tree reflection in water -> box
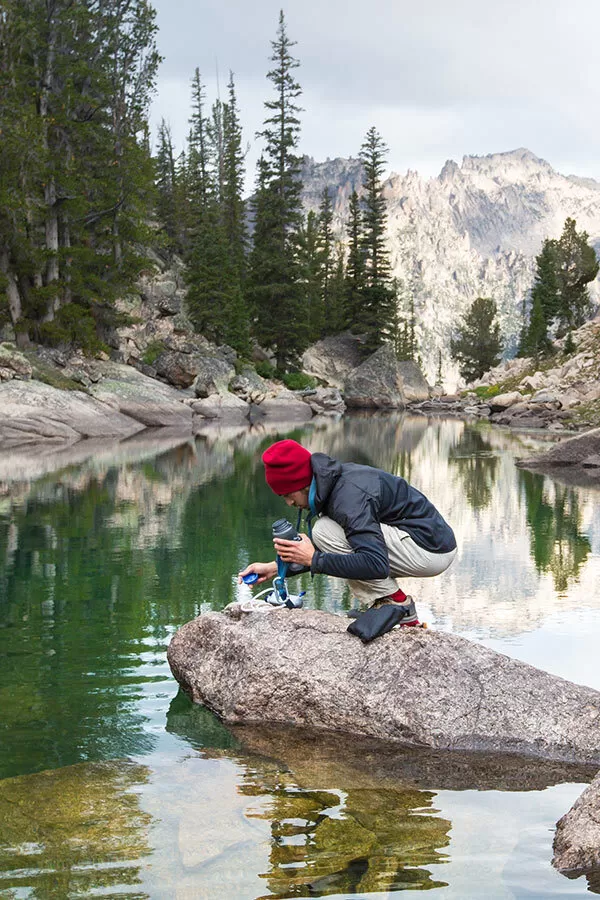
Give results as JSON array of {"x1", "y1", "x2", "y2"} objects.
[
  {"x1": 519, "y1": 469, "x2": 591, "y2": 593},
  {"x1": 448, "y1": 428, "x2": 499, "y2": 512}
]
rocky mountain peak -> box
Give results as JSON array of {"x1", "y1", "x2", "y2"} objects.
[{"x1": 301, "y1": 149, "x2": 600, "y2": 387}]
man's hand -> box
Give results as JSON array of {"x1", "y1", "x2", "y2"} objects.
[
  {"x1": 273, "y1": 533, "x2": 315, "y2": 568},
  {"x1": 238, "y1": 561, "x2": 278, "y2": 585}
]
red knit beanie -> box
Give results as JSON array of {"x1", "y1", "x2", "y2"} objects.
[{"x1": 262, "y1": 439, "x2": 312, "y2": 495}]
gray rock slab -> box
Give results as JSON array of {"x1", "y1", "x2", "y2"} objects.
[
  {"x1": 167, "y1": 608, "x2": 600, "y2": 764},
  {"x1": 553, "y1": 770, "x2": 600, "y2": 874},
  {"x1": 517, "y1": 427, "x2": 600, "y2": 470},
  {"x1": 0, "y1": 380, "x2": 143, "y2": 448},
  {"x1": 488, "y1": 391, "x2": 523, "y2": 411},
  {"x1": 191, "y1": 392, "x2": 249, "y2": 427},
  {"x1": 88, "y1": 363, "x2": 192, "y2": 429},
  {"x1": 256, "y1": 390, "x2": 314, "y2": 422},
  {"x1": 192, "y1": 357, "x2": 235, "y2": 398}
]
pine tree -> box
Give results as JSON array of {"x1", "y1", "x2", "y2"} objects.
[
  {"x1": 521, "y1": 293, "x2": 553, "y2": 358},
  {"x1": 155, "y1": 120, "x2": 180, "y2": 253},
  {"x1": 318, "y1": 187, "x2": 334, "y2": 330},
  {"x1": 532, "y1": 239, "x2": 560, "y2": 324},
  {"x1": 248, "y1": 11, "x2": 306, "y2": 368},
  {"x1": 184, "y1": 69, "x2": 248, "y2": 350},
  {"x1": 0, "y1": 0, "x2": 160, "y2": 349},
  {"x1": 297, "y1": 210, "x2": 323, "y2": 342},
  {"x1": 451, "y1": 297, "x2": 503, "y2": 383},
  {"x1": 344, "y1": 189, "x2": 365, "y2": 330},
  {"x1": 327, "y1": 243, "x2": 347, "y2": 335},
  {"x1": 222, "y1": 73, "x2": 247, "y2": 282},
  {"x1": 555, "y1": 217, "x2": 599, "y2": 335},
  {"x1": 357, "y1": 127, "x2": 396, "y2": 352}
]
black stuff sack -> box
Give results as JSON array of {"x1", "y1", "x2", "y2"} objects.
[{"x1": 347, "y1": 605, "x2": 408, "y2": 644}]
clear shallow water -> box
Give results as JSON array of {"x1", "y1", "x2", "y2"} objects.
[{"x1": 0, "y1": 414, "x2": 599, "y2": 898}]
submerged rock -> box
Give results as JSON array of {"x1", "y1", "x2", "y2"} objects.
[
  {"x1": 553, "y1": 770, "x2": 600, "y2": 876},
  {"x1": 167, "y1": 608, "x2": 600, "y2": 765},
  {"x1": 517, "y1": 427, "x2": 600, "y2": 471}
]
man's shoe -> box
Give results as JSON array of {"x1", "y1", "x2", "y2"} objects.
[{"x1": 372, "y1": 594, "x2": 420, "y2": 626}]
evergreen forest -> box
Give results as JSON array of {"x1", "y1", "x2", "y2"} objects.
[
  {"x1": 1, "y1": 3, "x2": 599, "y2": 378},
  {"x1": 1, "y1": 5, "x2": 407, "y2": 371}
]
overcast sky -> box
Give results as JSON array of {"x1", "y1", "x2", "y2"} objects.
[{"x1": 150, "y1": 0, "x2": 600, "y2": 187}]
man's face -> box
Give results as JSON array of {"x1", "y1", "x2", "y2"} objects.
[{"x1": 282, "y1": 488, "x2": 309, "y2": 509}]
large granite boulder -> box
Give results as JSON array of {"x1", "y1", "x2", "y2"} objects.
[
  {"x1": 302, "y1": 332, "x2": 366, "y2": 388},
  {"x1": 153, "y1": 350, "x2": 206, "y2": 388},
  {"x1": 344, "y1": 344, "x2": 406, "y2": 408},
  {"x1": 397, "y1": 360, "x2": 430, "y2": 402},
  {"x1": 229, "y1": 366, "x2": 269, "y2": 404},
  {"x1": 301, "y1": 386, "x2": 346, "y2": 416},
  {"x1": 0, "y1": 380, "x2": 144, "y2": 447},
  {"x1": 167, "y1": 608, "x2": 600, "y2": 764},
  {"x1": 553, "y1": 770, "x2": 600, "y2": 875}
]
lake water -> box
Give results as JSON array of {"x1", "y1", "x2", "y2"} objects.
[{"x1": 1, "y1": 413, "x2": 599, "y2": 899}]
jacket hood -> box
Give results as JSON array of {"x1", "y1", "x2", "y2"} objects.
[{"x1": 310, "y1": 453, "x2": 342, "y2": 513}]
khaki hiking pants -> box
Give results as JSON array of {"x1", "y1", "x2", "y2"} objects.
[{"x1": 311, "y1": 515, "x2": 457, "y2": 604}]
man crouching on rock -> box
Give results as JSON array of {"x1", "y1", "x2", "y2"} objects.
[{"x1": 238, "y1": 439, "x2": 457, "y2": 626}]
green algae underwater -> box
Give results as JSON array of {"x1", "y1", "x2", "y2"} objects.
[{"x1": 1, "y1": 414, "x2": 600, "y2": 898}]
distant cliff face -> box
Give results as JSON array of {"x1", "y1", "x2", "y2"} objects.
[{"x1": 301, "y1": 149, "x2": 600, "y2": 386}]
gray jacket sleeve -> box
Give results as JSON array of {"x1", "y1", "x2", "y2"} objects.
[{"x1": 310, "y1": 489, "x2": 391, "y2": 581}]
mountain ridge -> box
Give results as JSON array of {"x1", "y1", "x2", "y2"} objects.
[{"x1": 300, "y1": 148, "x2": 600, "y2": 385}]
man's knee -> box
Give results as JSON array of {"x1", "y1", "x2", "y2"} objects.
[{"x1": 311, "y1": 517, "x2": 349, "y2": 554}]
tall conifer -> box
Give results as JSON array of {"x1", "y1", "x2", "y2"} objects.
[
  {"x1": 358, "y1": 126, "x2": 395, "y2": 352},
  {"x1": 248, "y1": 10, "x2": 306, "y2": 367},
  {"x1": 344, "y1": 189, "x2": 365, "y2": 330}
]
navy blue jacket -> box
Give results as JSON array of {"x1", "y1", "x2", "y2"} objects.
[{"x1": 309, "y1": 453, "x2": 456, "y2": 581}]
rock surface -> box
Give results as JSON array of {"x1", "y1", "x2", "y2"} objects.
[
  {"x1": 0, "y1": 380, "x2": 145, "y2": 447},
  {"x1": 167, "y1": 608, "x2": 600, "y2": 764},
  {"x1": 0, "y1": 343, "x2": 32, "y2": 381},
  {"x1": 301, "y1": 386, "x2": 346, "y2": 416},
  {"x1": 517, "y1": 427, "x2": 600, "y2": 471},
  {"x1": 302, "y1": 332, "x2": 366, "y2": 388},
  {"x1": 344, "y1": 344, "x2": 406, "y2": 408},
  {"x1": 397, "y1": 360, "x2": 431, "y2": 402},
  {"x1": 553, "y1": 770, "x2": 600, "y2": 874},
  {"x1": 254, "y1": 389, "x2": 314, "y2": 422},
  {"x1": 190, "y1": 391, "x2": 250, "y2": 426},
  {"x1": 88, "y1": 362, "x2": 192, "y2": 428},
  {"x1": 192, "y1": 357, "x2": 236, "y2": 398}
]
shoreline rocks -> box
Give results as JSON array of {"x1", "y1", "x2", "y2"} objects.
[
  {"x1": 553, "y1": 771, "x2": 600, "y2": 876},
  {"x1": 167, "y1": 607, "x2": 600, "y2": 765}
]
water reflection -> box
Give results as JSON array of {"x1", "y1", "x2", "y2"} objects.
[
  {"x1": 519, "y1": 469, "x2": 592, "y2": 593},
  {"x1": 0, "y1": 760, "x2": 152, "y2": 899},
  {"x1": 1, "y1": 415, "x2": 600, "y2": 779},
  {"x1": 448, "y1": 428, "x2": 499, "y2": 511},
  {"x1": 166, "y1": 697, "x2": 596, "y2": 899}
]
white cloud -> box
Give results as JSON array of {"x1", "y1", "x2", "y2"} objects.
[{"x1": 150, "y1": 0, "x2": 600, "y2": 185}]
